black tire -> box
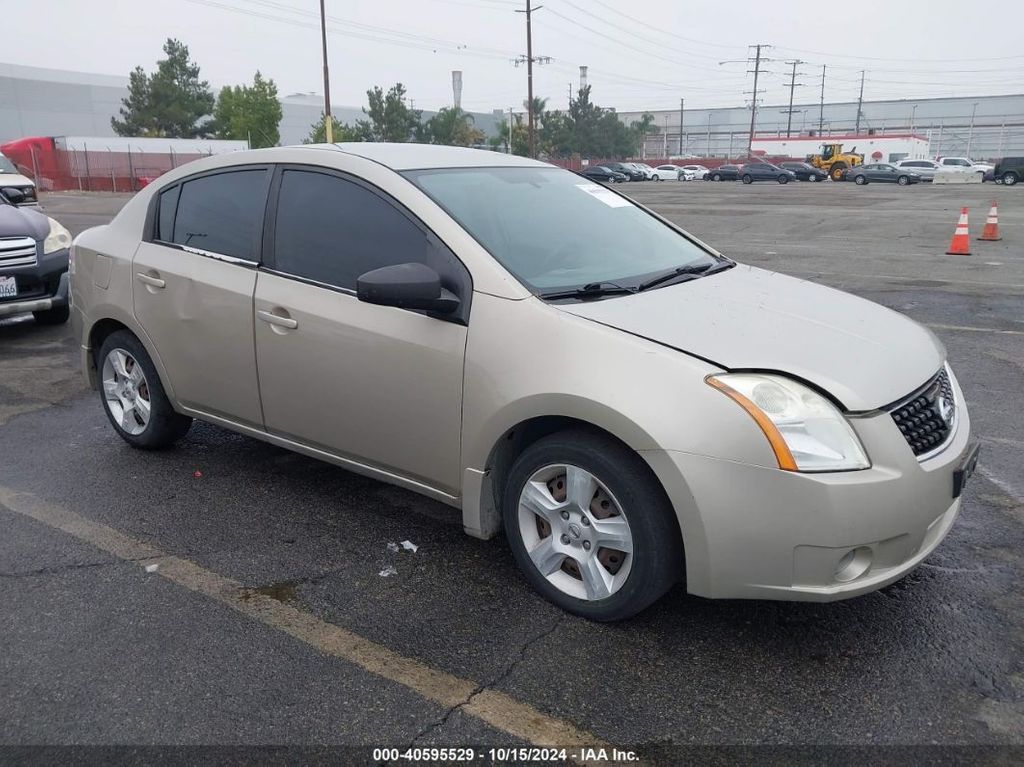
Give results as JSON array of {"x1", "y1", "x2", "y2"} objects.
[
  {"x1": 810, "y1": 174, "x2": 820, "y2": 182},
  {"x1": 503, "y1": 429, "x2": 684, "y2": 621},
  {"x1": 742, "y1": 174, "x2": 753, "y2": 184},
  {"x1": 1003, "y1": 172, "x2": 1018, "y2": 186},
  {"x1": 33, "y1": 304, "x2": 70, "y2": 325},
  {"x1": 778, "y1": 175, "x2": 789, "y2": 184},
  {"x1": 97, "y1": 330, "x2": 192, "y2": 449},
  {"x1": 854, "y1": 174, "x2": 868, "y2": 185},
  {"x1": 830, "y1": 163, "x2": 847, "y2": 181},
  {"x1": 897, "y1": 175, "x2": 909, "y2": 186},
  {"x1": 712, "y1": 173, "x2": 722, "y2": 181}
]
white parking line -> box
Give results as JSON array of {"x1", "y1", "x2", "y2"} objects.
[{"x1": 0, "y1": 484, "x2": 608, "y2": 751}]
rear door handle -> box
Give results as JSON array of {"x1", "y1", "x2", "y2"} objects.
[
  {"x1": 257, "y1": 309, "x2": 298, "y2": 330},
  {"x1": 136, "y1": 273, "x2": 165, "y2": 289}
]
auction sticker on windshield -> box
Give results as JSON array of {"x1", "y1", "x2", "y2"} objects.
[
  {"x1": 576, "y1": 183, "x2": 632, "y2": 207},
  {"x1": 0, "y1": 276, "x2": 17, "y2": 299}
]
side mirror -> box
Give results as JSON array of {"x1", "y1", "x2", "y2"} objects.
[
  {"x1": 1, "y1": 187, "x2": 26, "y2": 205},
  {"x1": 356, "y1": 262, "x2": 460, "y2": 314}
]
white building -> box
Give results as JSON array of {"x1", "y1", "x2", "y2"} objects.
[{"x1": 751, "y1": 133, "x2": 931, "y2": 164}]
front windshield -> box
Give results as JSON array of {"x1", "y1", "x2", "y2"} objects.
[
  {"x1": 405, "y1": 166, "x2": 717, "y2": 293},
  {"x1": 0, "y1": 156, "x2": 17, "y2": 174}
]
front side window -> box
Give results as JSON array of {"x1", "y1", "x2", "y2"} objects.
[
  {"x1": 272, "y1": 169, "x2": 430, "y2": 290},
  {"x1": 0, "y1": 156, "x2": 17, "y2": 173},
  {"x1": 171, "y1": 170, "x2": 268, "y2": 260},
  {"x1": 406, "y1": 166, "x2": 717, "y2": 293}
]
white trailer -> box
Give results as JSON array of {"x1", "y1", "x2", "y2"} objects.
[{"x1": 751, "y1": 133, "x2": 931, "y2": 164}]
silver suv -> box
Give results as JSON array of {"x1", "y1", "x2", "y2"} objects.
[{"x1": 70, "y1": 144, "x2": 977, "y2": 620}]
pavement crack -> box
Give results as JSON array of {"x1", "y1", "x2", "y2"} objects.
[{"x1": 408, "y1": 612, "x2": 566, "y2": 746}]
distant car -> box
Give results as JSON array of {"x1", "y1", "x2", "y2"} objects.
[
  {"x1": 633, "y1": 163, "x2": 660, "y2": 180},
  {"x1": 680, "y1": 164, "x2": 710, "y2": 180},
  {"x1": 895, "y1": 159, "x2": 942, "y2": 181},
  {"x1": 993, "y1": 156, "x2": 1023, "y2": 185},
  {"x1": 652, "y1": 164, "x2": 683, "y2": 181},
  {"x1": 936, "y1": 157, "x2": 992, "y2": 175},
  {"x1": 708, "y1": 165, "x2": 740, "y2": 181},
  {"x1": 739, "y1": 162, "x2": 797, "y2": 184},
  {"x1": 604, "y1": 162, "x2": 645, "y2": 181},
  {"x1": 845, "y1": 164, "x2": 921, "y2": 186},
  {"x1": 0, "y1": 154, "x2": 39, "y2": 207},
  {"x1": 580, "y1": 165, "x2": 628, "y2": 183},
  {"x1": 778, "y1": 162, "x2": 827, "y2": 182}
]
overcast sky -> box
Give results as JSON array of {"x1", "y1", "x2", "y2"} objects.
[{"x1": 8, "y1": 0, "x2": 1024, "y2": 113}]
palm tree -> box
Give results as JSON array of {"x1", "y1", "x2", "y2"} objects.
[{"x1": 523, "y1": 96, "x2": 549, "y2": 126}]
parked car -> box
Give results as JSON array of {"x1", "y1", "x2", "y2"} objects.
[
  {"x1": 0, "y1": 153, "x2": 39, "y2": 207},
  {"x1": 0, "y1": 187, "x2": 72, "y2": 324},
  {"x1": 993, "y1": 156, "x2": 1023, "y2": 185},
  {"x1": 845, "y1": 164, "x2": 922, "y2": 186},
  {"x1": 71, "y1": 144, "x2": 977, "y2": 620},
  {"x1": 739, "y1": 162, "x2": 797, "y2": 184},
  {"x1": 652, "y1": 164, "x2": 684, "y2": 181},
  {"x1": 936, "y1": 157, "x2": 992, "y2": 175},
  {"x1": 632, "y1": 163, "x2": 659, "y2": 180},
  {"x1": 604, "y1": 162, "x2": 645, "y2": 181},
  {"x1": 778, "y1": 162, "x2": 827, "y2": 182},
  {"x1": 708, "y1": 165, "x2": 740, "y2": 181},
  {"x1": 680, "y1": 164, "x2": 710, "y2": 180},
  {"x1": 580, "y1": 165, "x2": 628, "y2": 183},
  {"x1": 895, "y1": 159, "x2": 942, "y2": 181}
]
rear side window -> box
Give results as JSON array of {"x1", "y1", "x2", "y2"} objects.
[
  {"x1": 157, "y1": 185, "x2": 180, "y2": 242},
  {"x1": 272, "y1": 169, "x2": 429, "y2": 290},
  {"x1": 171, "y1": 170, "x2": 268, "y2": 260}
]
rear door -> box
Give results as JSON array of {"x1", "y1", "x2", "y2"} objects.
[
  {"x1": 133, "y1": 167, "x2": 271, "y2": 427},
  {"x1": 253, "y1": 166, "x2": 470, "y2": 493}
]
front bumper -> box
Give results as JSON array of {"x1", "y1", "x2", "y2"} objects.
[
  {"x1": 645, "y1": 377, "x2": 974, "y2": 601},
  {"x1": 0, "y1": 248, "x2": 70, "y2": 318}
]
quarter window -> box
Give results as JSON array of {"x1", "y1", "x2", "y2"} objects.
[
  {"x1": 272, "y1": 169, "x2": 430, "y2": 290},
  {"x1": 171, "y1": 170, "x2": 268, "y2": 260},
  {"x1": 157, "y1": 185, "x2": 180, "y2": 242}
]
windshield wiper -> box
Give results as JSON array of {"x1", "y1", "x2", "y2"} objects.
[
  {"x1": 637, "y1": 260, "x2": 733, "y2": 292},
  {"x1": 539, "y1": 281, "x2": 637, "y2": 301}
]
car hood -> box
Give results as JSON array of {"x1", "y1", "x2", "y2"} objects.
[
  {"x1": 0, "y1": 203, "x2": 48, "y2": 240},
  {"x1": 557, "y1": 264, "x2": 944, "y2": 411}
]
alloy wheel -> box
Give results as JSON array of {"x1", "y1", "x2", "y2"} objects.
[{"x1": 102, "y1": 348, "x2": 152, "y2": 436}]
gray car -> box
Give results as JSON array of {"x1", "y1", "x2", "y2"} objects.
[
  {"x1": 70, "y1": 144, "x2": 976, "y2": 620},
  {"x1": 895, "y1": 159, "x2": 942, "y2": 181},
  {"x1": 846, "y1": 163, "x2": 922, "y2": 185},
  {"x1": 0, "y1": 188, "x2": 72, "y2": 324}
]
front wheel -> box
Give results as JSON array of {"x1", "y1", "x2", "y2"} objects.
[
  {"x1": 854, "y1": 174, "x2": 868, "y2": 185},
  {"x1": 742, "y1": 174, "x2": 753, "y2": 184},
  {"x1": 503, "y1": 430, "x2": 683, "y2": 621},
  {"x1": 830, "y1": 164, "x2": 847, "y2": 181},
  {"x1": 712, "y1": 173, "x2": 722, "y2": 181},
  {"x1": 810, "y1": 174, "x2": 820, "y2": 182},
  {"x1": 778, "y1": 175, "x2": 789, "y2": 184},
  {"x1": 97, "y1": 330, "x2": 192, "y2": 449},
  {"x1": 1003, "y1": 172, "x2": 1018, "y2": 185}
]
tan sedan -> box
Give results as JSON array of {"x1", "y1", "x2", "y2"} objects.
[{"x1": 70, "y1": 144, "x2": 977, "y2": 620}]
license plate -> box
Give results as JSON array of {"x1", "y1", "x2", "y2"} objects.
[
  {"x1": 0, "y1": 275, "x2": 16, "y2": 299},
  {"x1": 952, "y1": 442, "x2": 981, "y2": 499}
]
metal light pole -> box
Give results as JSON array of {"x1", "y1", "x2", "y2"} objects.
[
  {"x1": 910, "y1": 104, "x2": 918, "y2": 133},
  {"x1": 319, "y1": 0, "x2": 333, "y2": 143}
]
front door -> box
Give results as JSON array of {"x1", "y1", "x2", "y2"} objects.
[
  {"x1": 133, "y1": 167, "x2": 270, "y2": 427},
  {"x1": 254, "y1": 167, "x2": 469, "y2": 493}
]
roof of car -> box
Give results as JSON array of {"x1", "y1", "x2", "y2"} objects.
[{"x1": 321, "y1": 142, "x2": 549, "y2": 170}]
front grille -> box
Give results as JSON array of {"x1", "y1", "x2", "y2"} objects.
[
  {"x1": 888, "y1": 368, "x2": 956, "y2": 458},
  {"x1": 0, "y1": 237, "x2": 38, "y2": 268}
]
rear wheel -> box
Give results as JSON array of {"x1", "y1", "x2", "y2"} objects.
[
  {"x1": 97, "y1": 330, "x2": 192, "y2": 449},
  {"x1": 777, "y1": 175, "x2": 789, "y2": 184},
  {"x1": 712, "y1": 173, "x2": 722, "y2": 181},
  {"x1": 503, "y1": 430, "x2": 683, "y2": 621},
  {"x1": 854, "y1": 174, "x2": 868, "y2": 185},
  {"x1": 33, "y1": 305, "x2": 69, "y2": 325},
  {"x1": 810, "y1": 174, "x2": 820, "y2": 182},
  {"x1": 742, "y1": 174, "x2": 753, "y2": 184},
  {"x1": 1003, "y1": 171, "x2": 1018, "y2": 185},
  {"x1": 897, "y1": 175, "x2": 910, "y2": 186}
]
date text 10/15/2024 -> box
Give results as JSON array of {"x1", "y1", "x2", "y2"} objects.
[{"x1": 372, "y1": 747, "x2": 640, "y2": 763}]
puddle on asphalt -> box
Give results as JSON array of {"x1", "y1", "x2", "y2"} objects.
[{"x1": 239, "y1": 580, "x2": 300, "y2": 604}]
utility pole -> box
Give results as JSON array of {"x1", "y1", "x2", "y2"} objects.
[
  {"x1": 514, "y1": 1, "x2": 550, "y2": 158},
  {"x1": 782, "y1": 60, "x2": 806, "y2": 138},
  {"x1": 818, "y1": 64, "x2": 826, "y2": 136},
  {"x1": 319, "y1": 0, "x2": 333, "y2": 143},
  {"x1": 967, "y1": 102, "x2": 979, "y2": 156},
  {"x1": 678, "y1": 98, "x2": 684, "y2": 155},
  {"x1": 855, "y1": 70, "x2": 865, "y2": 134},
  {"x1": 719, "y1": 44, "x2": 772, "y2": 158}
]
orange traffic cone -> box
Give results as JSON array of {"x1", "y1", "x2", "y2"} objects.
[
  {"x1": 978, "y1": 201, "x2": 1001, "y2": 241},
  {"x1": 946, "y1": 207, "x2": 971, "y2": 255}
]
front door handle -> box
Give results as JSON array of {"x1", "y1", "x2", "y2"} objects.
[
  {"x1": 136, "y1": 273, "x2": 165, "y2": 289},
  {"x1": 257, "y1": 309, "x2": 298, "y2": 330}
]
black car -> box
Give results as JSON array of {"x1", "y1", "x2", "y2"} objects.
[
  {"x1": 0, "y1": 187, "x2": 72, "y2": 325},
  {"x1": 603, "y1": 162, "x2": 645, "y2": 181},
  {"x1": 738, "y1": 162, "x2": 797, "y2": 184},
  {"x1": 994, "y1": 156, "x2": 1023, "y2": 185},
  {"x1": 580, "y1": 165, "x2": 628, "y2": 183},
  {"x1": 844, "y1": 163, "x2": 921, "y2": 186},
  {"x1": 708, "y1": 164, "x2": 741, "y2": 181},
  {"x1": 778, "y1": 162, "x2": 828, "y2": 182}
]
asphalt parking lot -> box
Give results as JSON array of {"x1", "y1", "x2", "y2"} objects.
[{"x1": 2, "y1": 184, "x2": 1022, "y2": 758}]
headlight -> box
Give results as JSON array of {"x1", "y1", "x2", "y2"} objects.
[
  {"x1": 708, "y1": 373, "x2": 870, "y2": 472},
  {"x1": 43, "y1": 218, "x2": 72, "y2": 254}
]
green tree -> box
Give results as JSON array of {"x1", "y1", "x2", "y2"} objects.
[
  {"x1": 112, "y1": 39, "x2": 214, "y2": 138},
  {"x1": 360, "y1": 83, "x2": 421, "y2": 142},
  {"x1": 302, "y1": 113, "x2": 365, "y2": 144},
  {"x1": 487, "y1": 119, "x2": 509, "y2": 152},
  {"x1": 213, "y1": 71, "x2": 282, "y2": 148},
  {"x1": 422, "y1": 107, "x2": 484, "y2": 146}
]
